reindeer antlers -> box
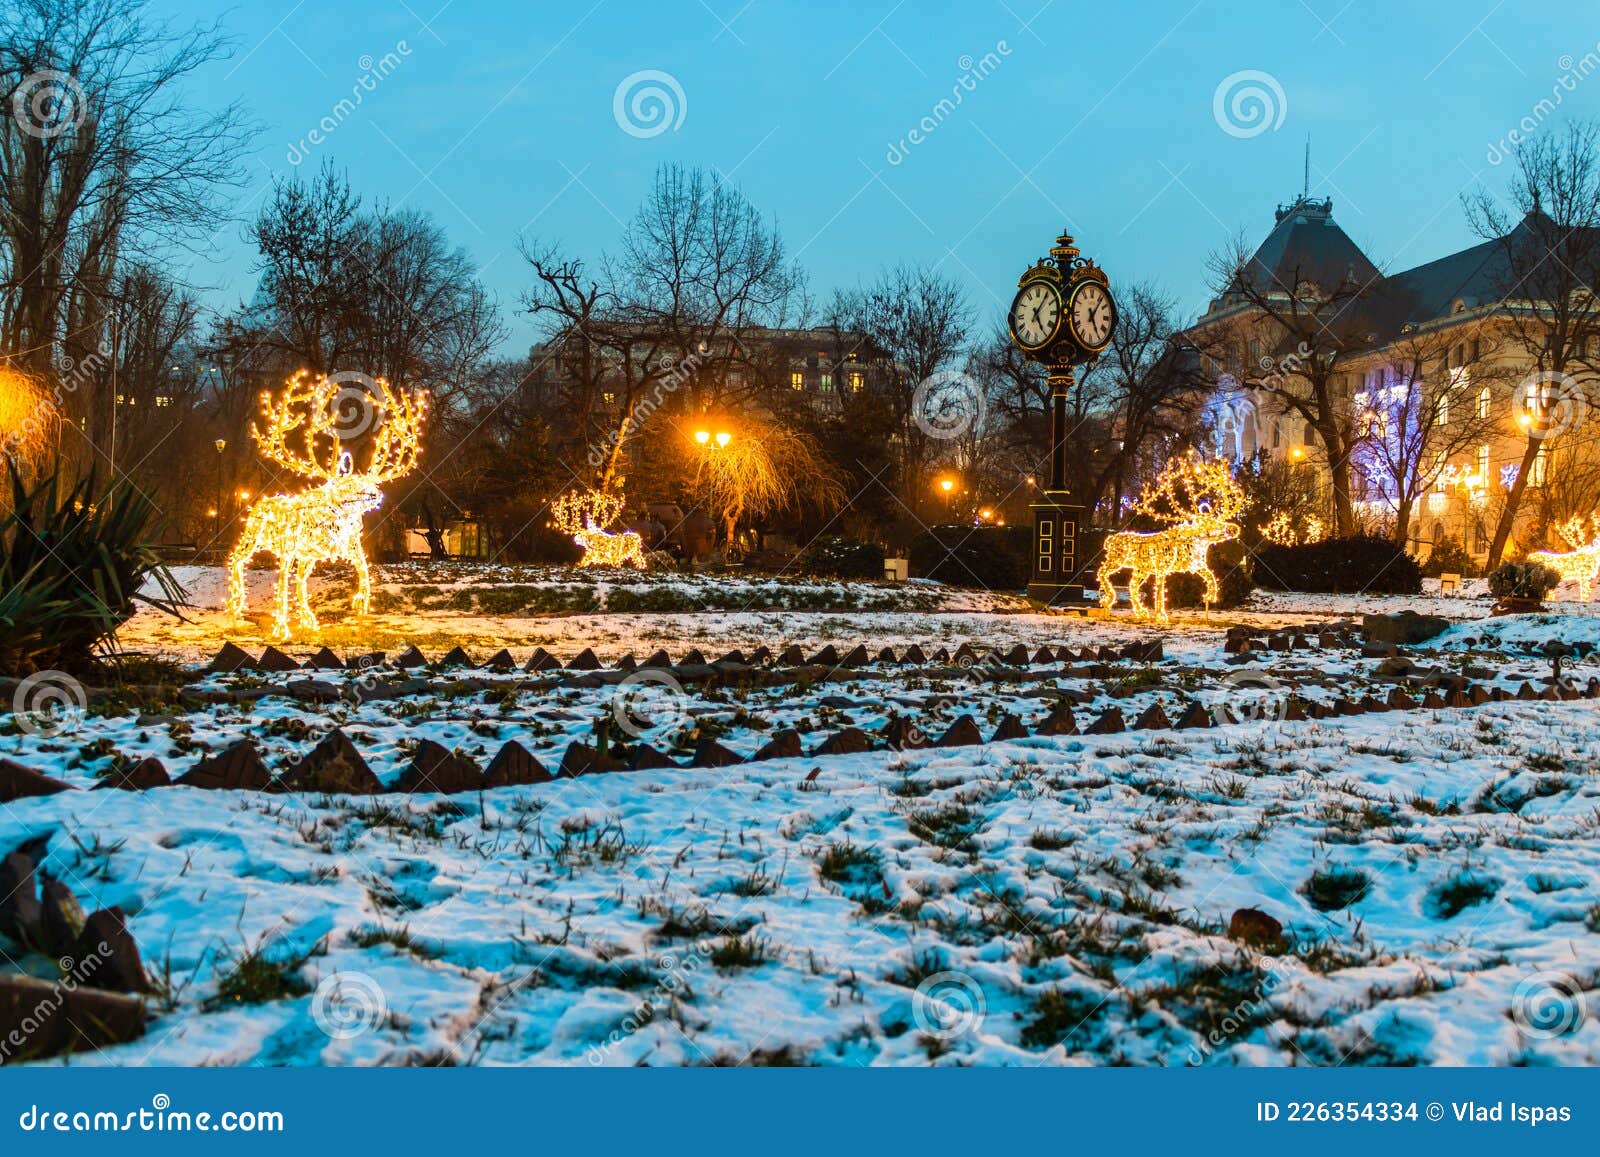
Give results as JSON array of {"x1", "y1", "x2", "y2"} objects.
[
  {"x1": 250, "y1": 371, "x2": 428, "y2": 483},
  {"x1": 1131, "y1": 455, "x2": 1247, "y2": 526},
  {"x1": 1555, "y1": 514, "x2": 1600, "y2": 551}
]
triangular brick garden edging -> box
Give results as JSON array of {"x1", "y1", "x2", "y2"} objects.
[{"x1": 7, "y1": 675, "x2": 1592, "y2": 803}]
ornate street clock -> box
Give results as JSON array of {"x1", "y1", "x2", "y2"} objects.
[{"x1": 1007, "y1": 230, "x2": 1116, "y2": 610}]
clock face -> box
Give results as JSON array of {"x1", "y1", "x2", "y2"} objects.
[
  {"x1": 1009, "y1": 281, "x2": 1061, "y2": 350},
  {"x1": 1068, "y1": 281, "x2": 1115, "y2": 351}
]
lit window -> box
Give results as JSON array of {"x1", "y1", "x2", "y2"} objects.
[
  {"x1": 154, "y1": 395, "x2": 171, "y2": 408},
  {"x1": 603, "y1": 391, "x2": 615, "y2": 404},
  {"x1": 1530, "y1": 446, "x2": 1548, "y2": 486},
  {"x1": 790, "y1": 372, "x2": 804, "y2": 390},
  {"x1": 820, "y1": 373, "x2": 834, "y2": 392},
  {"x1": 1434, "y1": 391, "x2": 1448, "y2": 426},
  {"x1": 848, "y1": 372, "x2": 864, "y2": 392},
  {"x1": 1477, "y1": 444, "x2": 1490, "y2": 481},
  {"x1": 1477, "y1": 386, "x2": 1490, "y2": 419}
]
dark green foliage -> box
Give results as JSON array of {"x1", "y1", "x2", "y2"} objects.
[
  {"x1": 909, "y1": 525, "x2": 1032, "y2": 590},
  {"x1": 1422, "y1": 536, "x2": 1475, "y2": 578},
  {"x1": 1301, "y1": 866, "x2": 1371, "y2": 912},
  {"x1": 1252, "y1": 535, "x2": 1422, "y2": 594},
  {"x1": 1487, "y1": 561, "x2": 1560, "y2": 600},
  {"x1": 796, "y1": 535, "x2": 885, "y2": 579},
  {"x1": 0, "y1": 464, "x2": 183, "y2": 675},
  {"x1": 1152, "y1": 540, "x2": 1255, "y2": 609}
]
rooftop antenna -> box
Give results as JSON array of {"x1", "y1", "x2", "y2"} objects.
[{"x1": 1303, "y1": 137, "x2": 1310, "y2": 199}]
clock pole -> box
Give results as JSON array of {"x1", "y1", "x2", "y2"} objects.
[{"x1": 1007, "y1": 228, "x2": 1113, "y2": 614}]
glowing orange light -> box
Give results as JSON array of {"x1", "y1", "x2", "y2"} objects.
[
  {"x1": 715, "y1": 431, "x2": 731, "y2": 448},
  {"x1": 694, "y1": 430, "x2": 710, "y2": 445},
  {"x1": 939, "y1": 478, "x2": 955, "y2": 493}
]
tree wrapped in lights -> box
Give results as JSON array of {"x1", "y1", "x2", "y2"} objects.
[
  {"x1": 1098, "y1": 456, "x2": 1247, "y2": 623},
  {"x1": 551, "y1": 489, "x2": 646, "y2": 568},
  {"x1": 228, "y1": 371, "x2": 428, "y2": 639},
  {"x1": 1529, "y1": 515, "x2": 1600, "y2": 601},
  {"x1": 1261, "y1": 511, "x2": 1325, "y2": 546}
]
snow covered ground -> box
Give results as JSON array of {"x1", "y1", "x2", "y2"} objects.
[{"x1": 4, "y1": 566, "x2": 1600, "y2": 1066}]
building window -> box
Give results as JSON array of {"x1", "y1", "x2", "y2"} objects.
[
  {"x1": 154, "y1": 395, "x2": 172, "y2": 408},
  {"x1": 1434, "y1": 391, "x2": 1449, "y2": 426},
  {"x1": 1477, "y1": 386, "x2": 1490, "y2": 419},
  {"x1": 790, "y1": 372, "x2": 804, "y2": 390},
  {"x1": 1530, "y1": 446, "x2": 1548, "y2": 486},
  {"x1": 820, "y1": 373, "x2": 834, "y2": 392},
  {"x1": 848, "y1": 371, "x2": 864, "y2": 392},
  {"x1": 1477, "y1": 444, "x2": 1490, "y2": 482},
  {"x1": 602, "y1": 391, "x2": 615, "y2": 404}
]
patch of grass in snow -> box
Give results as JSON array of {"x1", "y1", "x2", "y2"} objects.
[
  {"x1": 1300, "y1": 866, "x2": 1371, "y2": 912},
  {"x1": 206, "y1": 944, "x2": 314, "y2": 1010},
  {"x1": 352, "y1": 800, "x2": 447, "y2": 841},
  {"x1": 1425, "y1": 871, "x2": 1500, "y2": 919},
  {"x1": 709, "y1": 934, "x2": 772, "y2": 969},
  {"x1": 350, "y1": 922, "x2": 441, "y2": 960},
  {"x1": 816, "y1": 840, "x2": 882, "y2": 886},
  {"x1": 906, "y1": 803, "x2": 983, "y2": 853},
  {"x1": 1019, "y1": 986, "x2": 1106, "y2": 1050},
  {"x1": 725, "y1": 865, "x2": 778, "y2": 897},
  {"x1": 1028, "y1": 828, "x2": 1075, "y2": 851}
]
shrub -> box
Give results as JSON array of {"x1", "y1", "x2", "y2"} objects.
[
  {"x1": 0, "y1": 465, "x2": 183, "y2": 675},
  {"x1": 1154, "y1": 539, "x2": 1255, "y2": 610},
  {"x1": 797, "y1": 535, "x2": 885, "y2": 579},
  {"x1": 1252, "y1": 534, "x2": 1422, "y2": 594},
  {"x1": 1488, "y1": 561, "x2": 1560, "y2": 600},
  {"x1": 909, "y1": 525, "x2": 1031, "y2": 590},
  {"x1": 1422, "y1": 536, "x2": 1474, "y2": 578}
]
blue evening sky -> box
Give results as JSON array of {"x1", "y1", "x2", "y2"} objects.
[{"x1": 161, "y1": 0, "x2": 1599, "y2": 353}]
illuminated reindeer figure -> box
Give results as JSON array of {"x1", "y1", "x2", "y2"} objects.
[
  {"x1": 228, "y1": 372, "x2": 428, "y2": 640},
  {"x1": 1529, "y1": 515, "x2": 1600, "y2": 601},
  {"x1": 1098, "y1": 456, "x2": 1246, "y2": 623},
  {"x1": 551, "y1": 489, "x2": 646, "y2": 568}
]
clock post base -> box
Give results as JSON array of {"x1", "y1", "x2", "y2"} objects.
[{"x1": 1028, "y1": 495, "x2": 1089, "y2": 614}]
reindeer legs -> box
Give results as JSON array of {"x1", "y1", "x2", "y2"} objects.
[
  {"x1": 270, "y1": 558, "x2": 294, "y2": 642},
  {"x1": 351, "y1": 547, "x2": 373, "y2": 616},
  {"x1": 293, "y1": 558, "x2": 319, "y2": 631}
]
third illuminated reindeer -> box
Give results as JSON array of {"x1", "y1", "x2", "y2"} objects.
[
  {"x1": 1098, "y1": 457, "x2": 1247, "y2": 624},
  {"x1": 228, "y1": 372, "x2": 428, "y2": 640},
  {"x1": 1529, "y1": 515, "x2": 1600, "y2": 602}
]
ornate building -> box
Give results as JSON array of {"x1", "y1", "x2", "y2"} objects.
[{"x1": 1190, "y1": 193, "x2": 1597, "y2": 565}]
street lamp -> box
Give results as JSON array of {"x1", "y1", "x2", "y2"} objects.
[
  {"x1": 213, "y1": 438, "x2": 226, "y2": 535},
  {"x1": 695, "y1": 428, "x2": 733, "y2": 448}
]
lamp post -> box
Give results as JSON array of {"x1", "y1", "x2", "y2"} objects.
[
  {"x1": 937, "y1": 475, "x2": 956, "y2": 520},
  {"x1": 213, "y1": 438, "x2": 225, "y2": 536}
]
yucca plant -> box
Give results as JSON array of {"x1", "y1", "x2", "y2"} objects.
[{"x1": 0, "y1": 463, "x2": 185, "y2": 676}]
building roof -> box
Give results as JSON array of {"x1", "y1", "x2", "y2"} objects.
[{"x1": 1241, "y1": 195, "x2": 1382, "y2": 294}]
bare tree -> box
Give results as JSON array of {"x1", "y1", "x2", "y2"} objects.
[
  {"x1": 1463, "y1": 119, "x2": 1600, "y2": 567},
  {"x1": 520, "y1": 164, "x2": 804, "y2": 493},
  {"x1": 827, "y1": 263, "x2": 972, "y2": 519},
  {"x1": 1205, "y1": 230, "x2": 1393, "y2": 536},
  {"x1": 1352, "y1": 327, "x2": 1507, "y2": 546},
  {"x1": 0, "y1": 0, "x2": 250, "y2": 398}
]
